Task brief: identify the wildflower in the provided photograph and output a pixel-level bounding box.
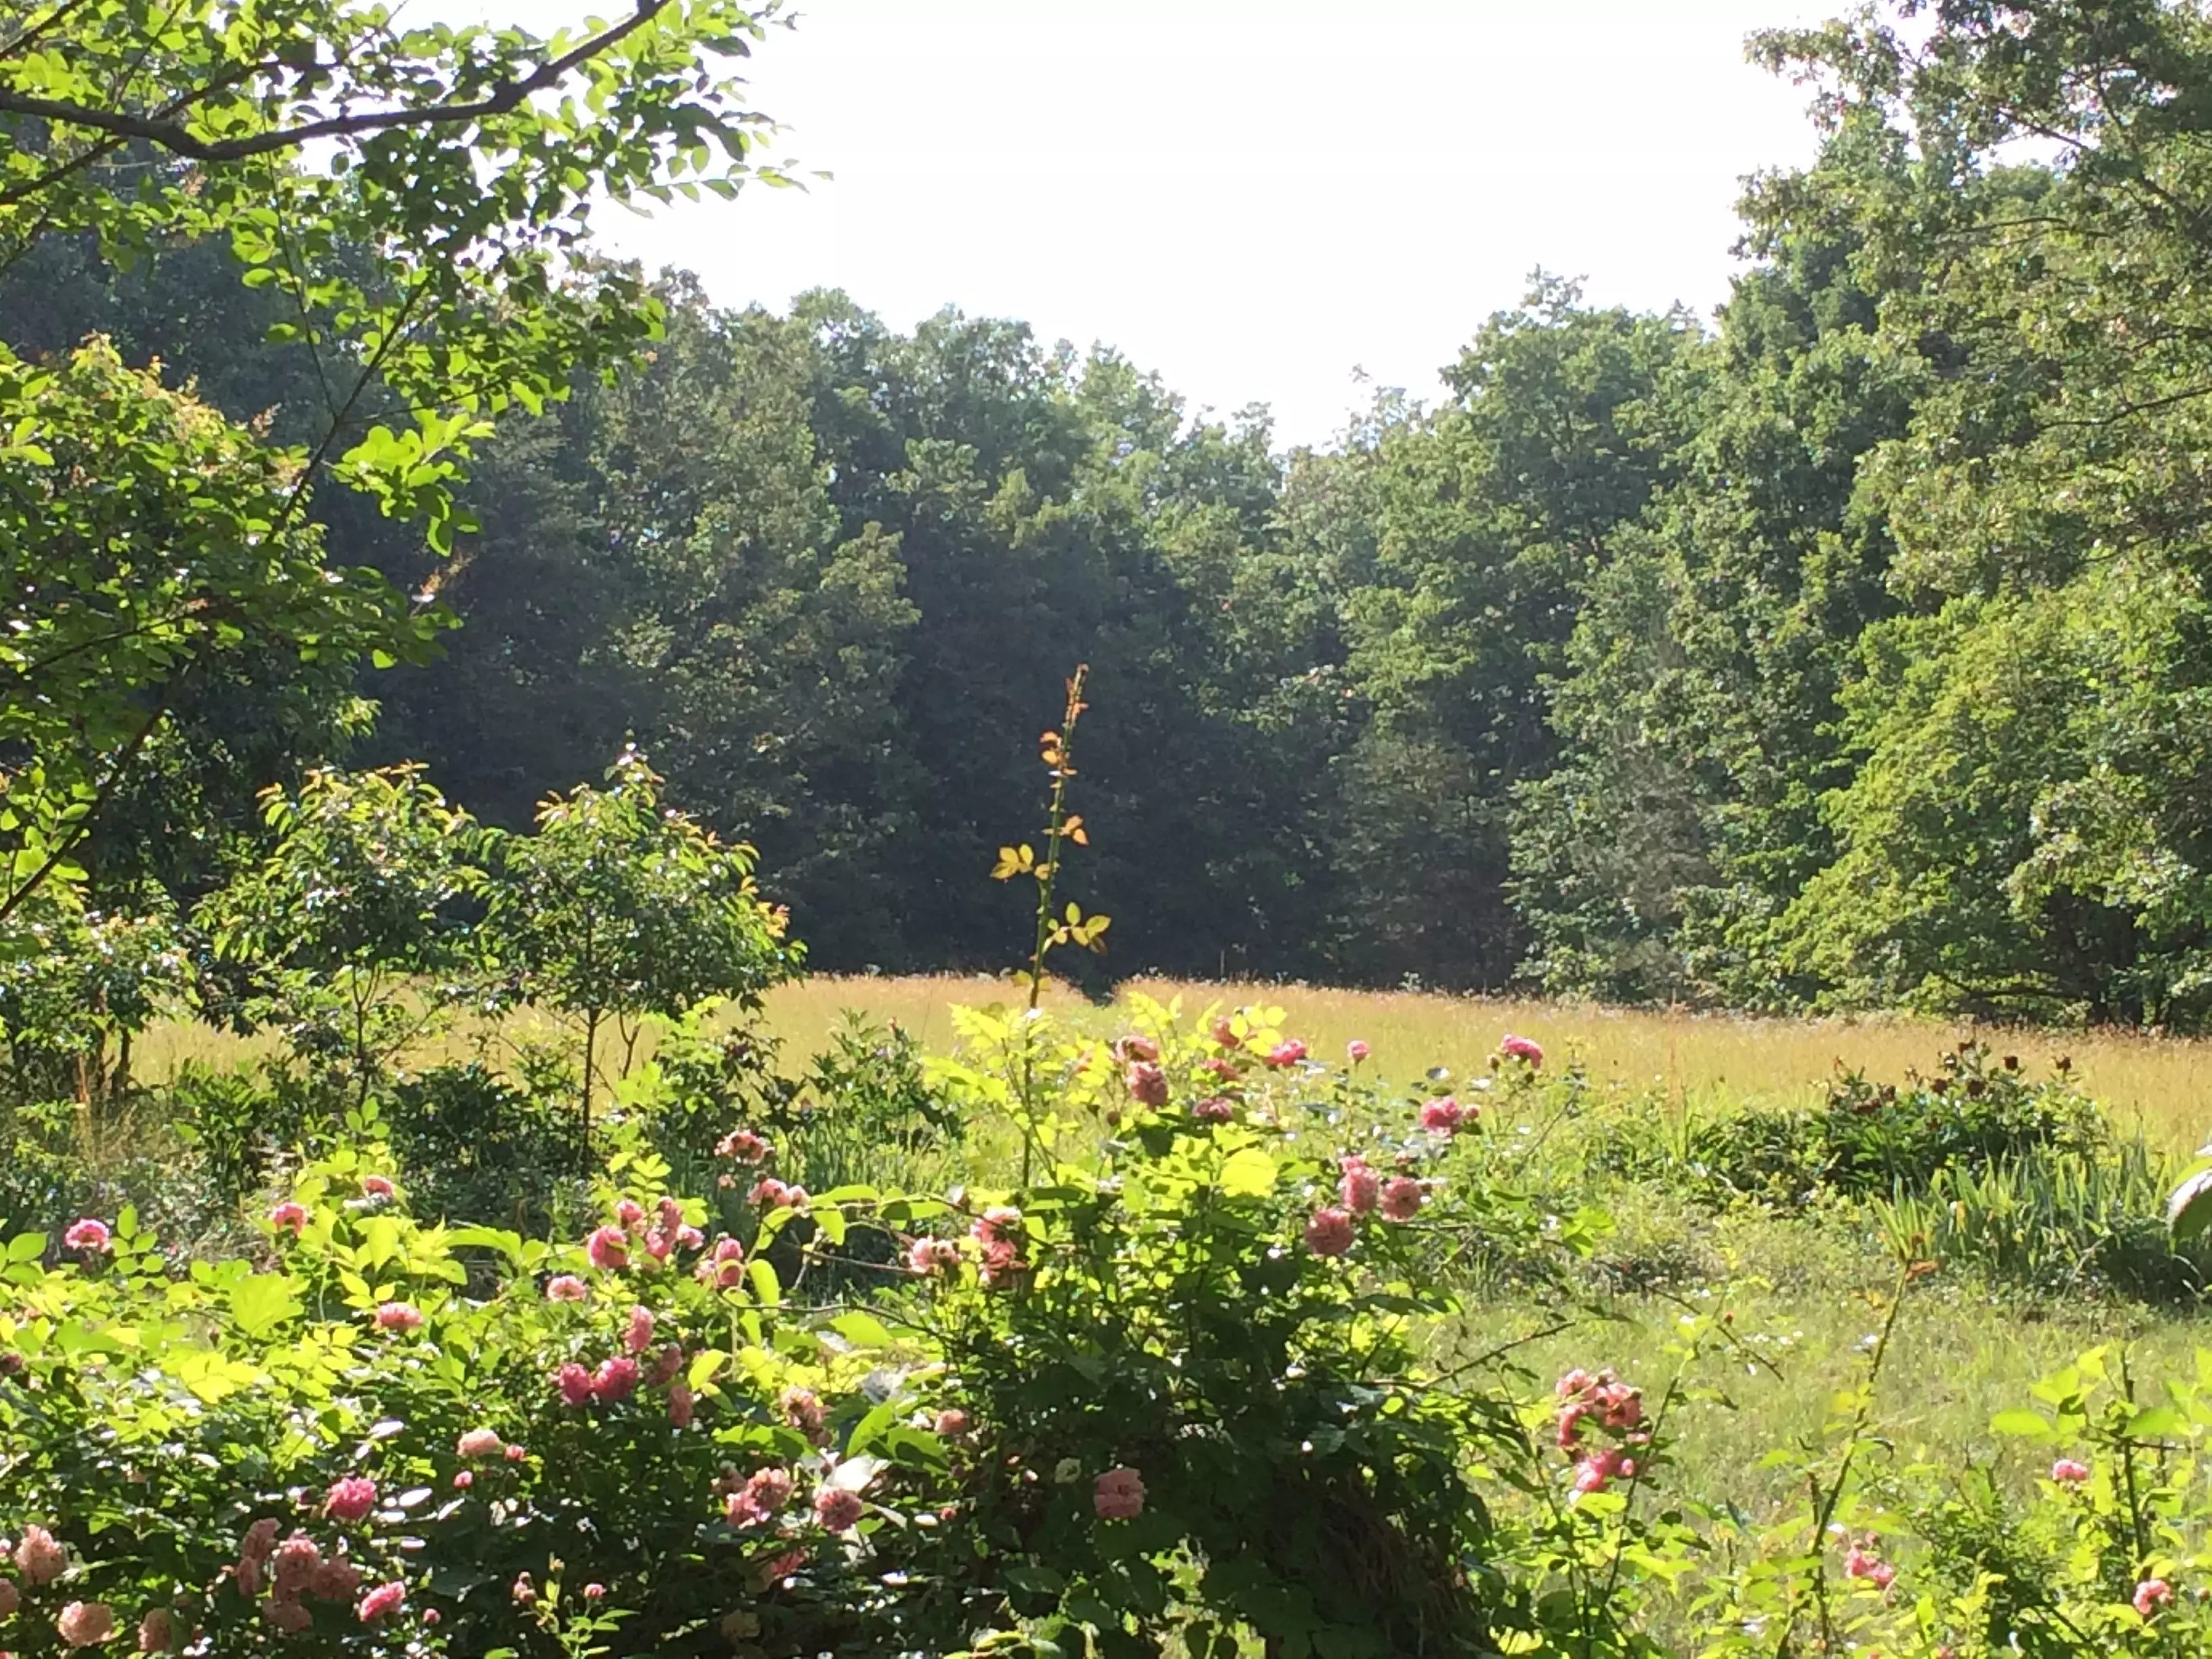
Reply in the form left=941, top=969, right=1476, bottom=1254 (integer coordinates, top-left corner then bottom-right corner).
left=2136, top=1579, right=2173, bottom=1618
left=622, top=1305, right=655, bottom=1355
left=1114, top=1035, right=1160, bottom=1064
left=325, top=1476, right=377, bottom=1523
left=1347, top=1039, right=1370, bottom=1063
left=1193, top=1096, right=1235, bottom=1123
left=268, top=1201, right=308, bottom=1234
left=586, top=1225, right=630, bottom=1271
left=669, top=1381, right=695, bottom=1427
left=556, top=1361, right=594, bottom=1408
left=907, top=1236, right=960, bottom=1275
left=2051, top=1458, right=2091, bottom=1483
left=59, top=1601, right=116, bottom=1645
left=592, top=1355, right=640, bottom=1402
left=357, top=1582, right=405, bottom=1623
left=457, top=1427, right=504, bottom=1459
left=935, top=1409, right=969, bottom=1437
left=360, top=1175, right=395, bottom=1199
left=137, top=1608, right=177, bottom=1651
left=1303, top=1207, right=1355, bottom=1257
left=1125, top=1061, right=1168, bottom=1106
left=716, top=1128, right=770, bottom=1164
left=1380, top=1175, right=1425, bottom=1221
left=615, top=1197, right=646, bottom=1231
left=17, top=1523, right=67, bottom=1584
left=1500, top=1033, right=1544, bottom=1067
left=815, top=1487, right=865, bottom=1532
left=1417, top=1097, right=1465, bottom=1133
left=1265, top=1038, right=1308, bottom=1067
left=546, top=1274, right=588, bottom=1303
left=1093, top=1467, right=1146, bottom=1519
left=1338, top=1158, right=1380, bottom=1214
left=62, top=1217, right=110, bottom=1253
left=372, top=1301, right=422, bottom=1333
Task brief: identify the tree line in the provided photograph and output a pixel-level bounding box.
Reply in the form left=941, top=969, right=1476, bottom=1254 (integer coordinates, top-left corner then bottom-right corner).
left=11, top=1, right=2212, bottom=1027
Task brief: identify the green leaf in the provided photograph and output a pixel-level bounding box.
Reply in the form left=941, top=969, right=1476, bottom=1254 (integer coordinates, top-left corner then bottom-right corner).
left=1990, top=1409, right=2055, bottom=1439
left=228, top=1273, right=304, bottom=1339
left=1219, top=1147, right=1277, bottom=1197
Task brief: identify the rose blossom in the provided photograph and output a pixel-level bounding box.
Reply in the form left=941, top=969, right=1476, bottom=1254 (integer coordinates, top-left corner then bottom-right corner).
left=360, top=1175, right=395, bottom=1199
left=621, top=1305, right=655, bottom=1355
left=457, top=1427, right=504, bottom=1459
left=0, top=1578, right=18, bottom=1615
left=716, top=1128, right=770, bottom=1164
left=62, top=1218, right=110, bottom=1253
left=781, top=1387, right=827, bottom=1439
left=137, top=1607, right=177, bottom=1651
left=1124, top=1061, right=1168, bottom=1107
left=357, top=1582, right=406, bottom=1623
left=1303, top=1207, right=1355, bottom=1257
left=1417, top=1097, right=1465, bottom=1133
left=1346, top=1040, right=1370, bottom=1063
left=1114, top=1035, right=1160, bottom=1064
left=648, top=1342, right=685, bottom=1385
left=2136, top=1578, right=2173, bottom=1617
left=585, top=1225, right=630, bottom=1271
left=591, top=1355, right=639, bottom=1402
left=555, top=1361, right=594, bottom=1408
left=325, top=1476, right=377, bottom=1523
left=815, top=1487, right=865, bottom=1532
left=1093, top=1467, right=1145, bottom=1519
left=907, top=1235, right=960, bottom=1275
left=2051, top=1458, right=2091, bottom=1483
left=58, top=1600, right=116, bottom=1645
left=1193, top=1097, right=1235, bottom=1123
left=546, top=1273, right=588, bottom=1303
left=935, top=1409, right=970, bottom=1437
left=615, top=1198, right=646, bottom=1231
left=970, top=1206, right=1022, bottom=1248
left=1264, top=1039, right=1308, bottom=1067
left=270, top=1533, right=322, bottom=1593
left=267, top=1201, right=308, bottom=1234
left=1380, top=1176, right=1425, bottom=1221
left=373, top=1301, right=422, bottom=1333
left=726, top=1466, right=794, bottom=1527
left=312, top=1549, right=361, bottom=1598
left=262, top=1597, right=310, bottom=1633
left=1499, top=1033, right=1544, bottom=1067
left=1338, top=1159, right=1380, bottom=1214
left=669, top=1381, right=695, bottom=1427
left=17, top=1523, right=67, bottom=1583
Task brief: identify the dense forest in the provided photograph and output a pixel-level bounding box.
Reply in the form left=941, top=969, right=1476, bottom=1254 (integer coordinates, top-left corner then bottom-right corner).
left=13, top=1, right=2212, bottom=1027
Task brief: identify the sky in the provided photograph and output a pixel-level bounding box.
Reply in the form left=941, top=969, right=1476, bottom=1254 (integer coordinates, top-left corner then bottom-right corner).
left=470, top=1, right=1837, bottom=449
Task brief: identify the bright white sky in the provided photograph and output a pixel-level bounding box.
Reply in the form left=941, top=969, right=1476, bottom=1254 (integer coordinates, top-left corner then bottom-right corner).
left=472, top=1, right=1835, bottom=448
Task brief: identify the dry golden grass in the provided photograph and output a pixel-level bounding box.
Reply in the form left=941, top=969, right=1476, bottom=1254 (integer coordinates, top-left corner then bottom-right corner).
left=127, top=974, right=2212, bottom=1150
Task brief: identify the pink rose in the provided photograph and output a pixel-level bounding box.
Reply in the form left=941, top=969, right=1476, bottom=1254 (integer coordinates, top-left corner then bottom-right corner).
left=716, top=1128, right=770, bottom=1164
left=1114, top=1035, right=1160, bottom=1064
left=1380, top=1176, right=1425, bottom=1221
left=1338, top=1159, right=1380, bottom=1214
left=669, top=1381, right=695, bottom=1427
left=2051, top=1458, right=2090, bottom=1483
left=907, top=1236, right=960, bottom=1275
left=1346, top=1040, right=1370, bottom=1063
left=357, top=1581, right=406, bottom=1622
left=62, top=1217, right=110, bottom=1253
left=1093, top=1466, right=1145, bottom=1519
left=615, top=1198, right=646, bottom=1231
left=1124, top=1061, right=1168, bottom=1106
left=324, top=1476, right=377, bottom=1523
left=372, top=1301, right=422, bottom=1332
left=267, top=1201, right=308, bottom=1234
left=2136, top=1578, right=2173, bottom=1617
left=1264, top=1039, right=1308, bottom=1068
left=1499, top=1033, right=1544, bottom=1067
left=935, top=1409, right=969, bottom=1437
left=58, top=1599, right=116, bottom=1645
left=360, top=1175, right=396, bottom=1199
left=16, top=1523, right=67, bottom=1583
left=137, top=1607, right=177, bottom=1651
left=622, top=1305, right=655, bottom=1355
left=591, top=1355, right=639, bottom=1402
left=546, top=1274, right=588, bottom=1303
left=585, top=1225, right=629, bottom=1271
left=814, top=1487, right=865, bottom=1532
left=456, top=1427, right=504, bottom=1459
left=1417, top=1097, right=1465, bottom=1133
left=555, top=1361, right=594, bottom=1408
left=1303, top=1207, right=1355, bottom=1257
left=1193, top=1097, right=1235, bottom=1123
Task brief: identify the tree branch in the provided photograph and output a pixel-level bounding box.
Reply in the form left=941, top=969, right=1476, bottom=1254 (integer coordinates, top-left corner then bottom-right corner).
left=0, top=2, right=674, bottom=165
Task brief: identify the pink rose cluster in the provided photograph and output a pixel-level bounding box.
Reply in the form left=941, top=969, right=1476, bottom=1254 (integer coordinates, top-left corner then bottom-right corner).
left=1418, top=1095, right=1473, bottom=1134
left=235, top=1518, right=372, bottom=1632
left=716, top=1127, right=771, bottom=1164
left=1555, top=1368, right=1647, bottom=1494
left=1844, top=1539, right=1897, bottom=1594
left=62, top=1217, right=110, bottom=1254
